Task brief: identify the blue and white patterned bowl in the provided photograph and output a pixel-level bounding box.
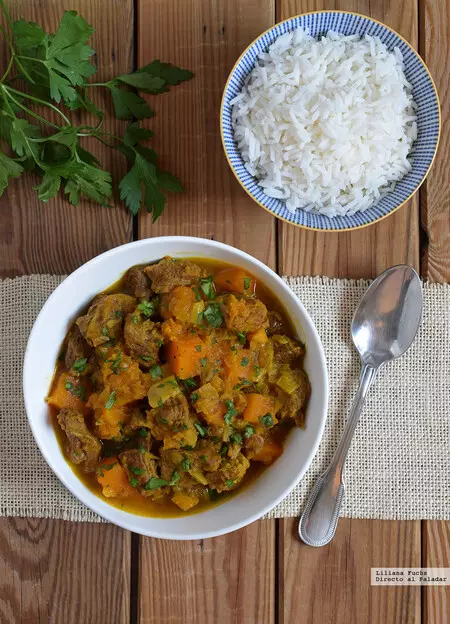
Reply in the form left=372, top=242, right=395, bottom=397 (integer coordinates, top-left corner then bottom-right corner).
left=220, top=12, right=441, bottom=231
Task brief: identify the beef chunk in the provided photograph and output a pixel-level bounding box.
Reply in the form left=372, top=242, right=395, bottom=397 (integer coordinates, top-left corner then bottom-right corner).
left=194, top=439, right=222, bottom=472
left=64, top=325, right=91, bottom=371
left=57, top=408, right=101, bottom=472
left=244, top=433, right=265, bottom=460
left=206, top=452, right=250, bottom=492
left=144, top=257, right=206, bottom=293
left=119, top=449, right=160, bottom=498
left=124, top=312, right=163, bottom=367
left=159, top=449, right=205, bottom=496
left=272, top=334, right=304, bottom=365
left=124, top=266, right=153, bottom=299
left=221, top=294, right=268, bottom=333
left=77, top=294, right=136, bottom=347
left=147, top=395, right=198, bottom=449
left=267, top=310, right=288, bottom=336
left=277, top=371, right=310, bottom=427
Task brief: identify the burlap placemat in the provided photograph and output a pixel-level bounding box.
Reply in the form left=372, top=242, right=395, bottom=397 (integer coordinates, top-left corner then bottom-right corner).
left=0, top=275, right=448, bottom=522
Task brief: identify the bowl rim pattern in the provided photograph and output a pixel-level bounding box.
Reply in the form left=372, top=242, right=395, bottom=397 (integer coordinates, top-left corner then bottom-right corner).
left=220, top=10, right=441, bottom=232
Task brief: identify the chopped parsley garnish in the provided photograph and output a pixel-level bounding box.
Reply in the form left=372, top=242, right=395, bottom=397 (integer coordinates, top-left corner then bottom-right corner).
left=101, top=327, right=110, bottom=337
left=241, top=357, right=249, bottom=367
left=73, top=357, right=88, bottom=373
left=199, top=275, right=215, bottom=300
left=157, top=416, right=168, bottom=424
left=254, top=365, right=262, bottom=377
left=191, top=392, right=199, bottom=402
left=220, top=444, right=228, bottom=457
left=200, top=454, right=207, bottom=463
left=236, top=331, right=246, bottom=345
left=225, top=479, right=235, bottom=488
left=139, top=428, right=148, bottom=438
left=105, top=389, right=117, bottom=410
left=259, top=413, right=274, bottom=427
left=156, top=339, right=164, bottom=347
left=180, top=456, right=191, bottom=471
left=132, top=315, right=139, bottom=324
left=203, top=303, right=223, bottom=328
left=110, top=351, right=123, bottom=374
left=224, top=400, right=238, bottom=424
left=130, top=477, right=139, bottom=488
left=194, top=422, right=208, bottom=437
left=195, top=344, right=202, bottom=352
left=157, top=398, right=163, bottom=408
left=244, top=424, right=255, bottom=439
left=183, top=378, right=197, bottom=389
left=114, top=310, right=123, bottom=319
left=65, top=381, right=86, bottom=401
left=170, top=470, right=181, bottom=485
left=137, top=296, right=159, bottom=318
left=230, top=345, right=237, bottom=353
left=193, top=286, right=202, bottom=301
left=140, top=355, right=154, bottom=362
left=200, top=357, right=208, bottom=368
left=144, top=477, right=167, bottom=490
left=230, top=432, right=243, bottom=445
left=208, top=488, right=221, bottom=501
left=131, top=466, right=145, bottom=476
left=197, top=311, right=204, bottom=324
left=244, top=277, right=251, bottom=290
left=149, top=364, right=163, bottom=379
left=97, top=461, right=117, bottom=477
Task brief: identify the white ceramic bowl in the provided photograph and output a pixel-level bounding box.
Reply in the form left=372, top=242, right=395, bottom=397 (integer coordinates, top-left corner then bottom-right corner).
left=23, top=237, right=328, bottom=539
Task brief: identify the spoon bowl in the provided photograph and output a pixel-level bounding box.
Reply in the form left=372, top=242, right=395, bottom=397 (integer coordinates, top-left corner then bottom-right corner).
left=352, top=265, right=423, bottom=368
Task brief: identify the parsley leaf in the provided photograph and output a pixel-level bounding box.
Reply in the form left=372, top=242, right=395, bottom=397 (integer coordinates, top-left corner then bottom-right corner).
left=143, top=477, right=168, bottom=490
left=224, top=400, right=238, bottom=425
left=199, top=275, right=215, bottom=300
left=236, top=331, right=246, bottom=345
left=180, top=456, right=191, bottom=471
left=244, top=424, right=255, bottom=439
left=194, top=422, right=208, bottom=437
left=105, top=389, right=117, bottom=410
left=137, top=296, right=159, bottom=318
left=244, top=277, right=251, bottom=290
left=259, top=413, right=274, bottom=427
left=73, top=357, right=88, bottom=373
left=225, top=479, right=235, bottom=488
left=241, top=357, right=249, bottom=367
left=203, top=303, right=223, bottom=328
left=230, top=432, right=243, bottom=445
left=200, top=357, right=208, bottom=368
left=131, top=466, right=145, bottom=476
left=149, top=364, right=163, bottom=379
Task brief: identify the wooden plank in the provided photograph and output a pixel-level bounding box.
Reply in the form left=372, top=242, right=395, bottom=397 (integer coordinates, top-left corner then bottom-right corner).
left=137, top=1, right=277, bottom=622
left=0, top=518, right=131, bottom=623
left=137, top=0, right=276, bottom=268
left=277, top=2, right=422, bottom=622
left=0, top=0, right=134, bottom=277
left=280, top=518, right=421, bottom=624
left=139, top=521, right=275, bottom=624
left=422, top=521, right=450, bottom=624
left=0, top=2, right=134, bottom=622
left=420, top=0, right=450, bottom=620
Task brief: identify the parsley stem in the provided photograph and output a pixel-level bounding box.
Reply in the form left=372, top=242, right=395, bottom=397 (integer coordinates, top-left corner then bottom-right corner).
left=0, top=0, right=13, bottom=31
left=0, top=24, right=35, bottom=84
left=3, top=88, right=60, bottom=130
left=0, top=56, right=13, bottom=83
left=5, top=86, right=72, bottom=125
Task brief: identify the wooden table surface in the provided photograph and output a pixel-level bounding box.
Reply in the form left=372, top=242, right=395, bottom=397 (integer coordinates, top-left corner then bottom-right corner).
left=0, top=0, right=448, bottom=622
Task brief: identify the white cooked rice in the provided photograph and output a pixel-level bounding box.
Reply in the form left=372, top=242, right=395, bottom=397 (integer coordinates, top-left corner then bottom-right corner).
left=231, top=28, right=417, bottom=218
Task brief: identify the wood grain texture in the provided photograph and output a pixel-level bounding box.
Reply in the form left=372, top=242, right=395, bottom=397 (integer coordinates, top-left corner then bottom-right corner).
left=420, top=0, right=450, bottom=621
left=277, top=3, right=422, bottom=624
left=137, top=0, right=276, bottom=268
left=0, top=0, right=134, bottom=277
left=422, top=521, right=450, bottom=624
left=137, top=3, right=277, bottom=622
left=277, top=0, right=420, bottom=277
left=0, top=518, right=131, bottom=624
left=139, top=520, right=275, bottom=624
left=0, top=3, right=134, bottom=623
left=280, top=518, right=421, bottom=624
left=420, top=0, right=450, bottom=281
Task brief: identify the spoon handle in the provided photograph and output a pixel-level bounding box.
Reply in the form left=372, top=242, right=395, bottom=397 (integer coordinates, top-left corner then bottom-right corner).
left=298, top=364, right=377, bottom=547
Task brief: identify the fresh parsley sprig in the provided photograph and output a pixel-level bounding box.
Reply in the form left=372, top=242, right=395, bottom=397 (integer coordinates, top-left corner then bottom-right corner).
left=0, top=2, right=193, bottom=219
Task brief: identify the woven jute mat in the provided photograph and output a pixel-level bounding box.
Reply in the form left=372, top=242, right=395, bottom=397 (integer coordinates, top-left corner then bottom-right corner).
left=1, top=275, right=448, bottom=522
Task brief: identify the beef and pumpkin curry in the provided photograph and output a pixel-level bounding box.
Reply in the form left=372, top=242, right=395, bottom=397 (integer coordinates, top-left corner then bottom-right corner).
left=47, top=257, right=310, bottom=516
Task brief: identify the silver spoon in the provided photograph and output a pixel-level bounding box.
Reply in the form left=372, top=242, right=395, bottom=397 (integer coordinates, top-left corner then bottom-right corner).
left=298, top=265, right=423, bottom=547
